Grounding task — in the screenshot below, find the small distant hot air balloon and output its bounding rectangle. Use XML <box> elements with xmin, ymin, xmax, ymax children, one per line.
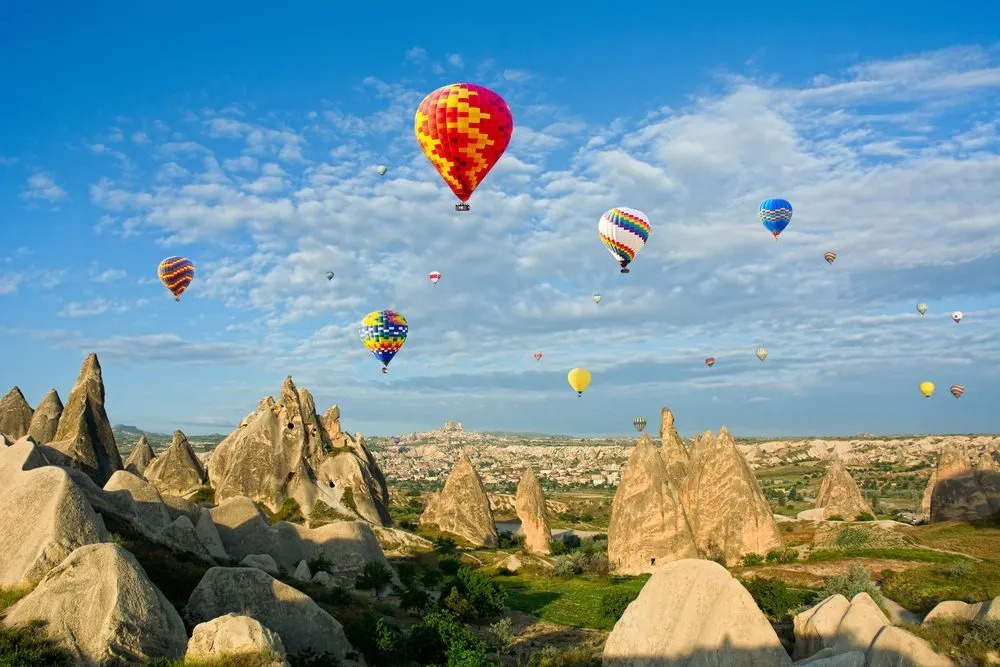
<box><xmin>950</xmin><ymin>384</ymin><xmax>965</xmax><ymax>399</ymax></box>
<box><xmin>705</xmin><ymin>357</ymin><xmax>716</xmax><ymax>368</ymax></box>
<box><xmin>534</xmin><ymin>352</ymin><xmax>542</xmax><ymax>361</ymax></box>
<box><xmin>759</xmin><ymin>199</ymin><xmax>793</xmax><ymax>239</ymax></box>
<box><xmin>325</xmin><ymin>271</ymin><xmax>335</xmax><ymax>281</ymax></box>
<box><xmin>567</xmin><ymin>368</ymin><xmax>591</xmax><ymax>397</ymax></box>
<box><xmin>428</xmin><ymin>271</ymin><xmax>441</xmax><ymax>284</ymax></box>
<box><xmin>919</xmin><ymin>381</ymin><xmax>935</xmax><ymax>398</ymax></box>
<box><xmin>917</xmin><ymin>303</ymin><xmax>928</xmax><ymax>316</ymax></box>
<box><xmin>359</xmin><ymin>310</ymin><xmax>408</xmax><ymax>374</ymax></box>
<box><xmin>824</xmin><ymin>251</ymin><xmax>837</xmax><ymax>265</ymax></box>
<box><xmin>414</xmin><ymin>83</ymin><xmax>513</xmax><ymax>211</ymax></box>
<box><xmin>158</xmin><ymin>256</ymin><xmax>195</xmax><ymax>302</ymax></box>
<box><xmin>755</xmin><ymin>347</ymin><xmax>768</xmax><ymax>362</ymax></box>
<box><xmin>593</xmin><ymin>294</ymin><xmax>601</xmax><ymax>304</ymax></box>
<box><xmin>952</xmin><ymin>311</ymin><xmax>963</xmax><ymax>324</ymax></box>
<box><xmin>633</xmin><ymin>416</ymin><xmax>647</xmax><ymax>432</ymax></box>
<box><xmin>598</xmin><ymin>207</ymin><xmax>651</xmax><ymax>273</ymax></box>
<box><xmin>392</xmin><ymin>436</ymin><xmax>401</xmax><ymax>445</ymax></box>
<box><xmin>376</xmin><ymin>165</ymin><xmax>388</xmax><ymax>175</ymax></box>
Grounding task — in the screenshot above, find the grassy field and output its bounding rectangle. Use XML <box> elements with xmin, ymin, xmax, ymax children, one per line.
<box><xmin>496</xmin><ymin>574</ymin><xmax>649</xmax><ymax>631</ymax></box>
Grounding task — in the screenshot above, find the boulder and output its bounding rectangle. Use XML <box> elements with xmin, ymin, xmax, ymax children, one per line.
<box><xmin>515</xmin><ymin>467</ymin><xmax>552</xmax><ymax>556</ymax></box>
<box><xmin>46</xmin><ymin>353</ymin><xmax>124</xmax><ymax>486</ymax></box>
<box><xmin>372</xmin><ymin>525</ymin><xmax>435</xmax><ymax>555</ymax></box>
<box><xmin>123</xmin><ymin>435</ymin><xmax>155</xmax><ymax>477</ymax></box>
<box><xmin>186</xmin><ymin>613</ymin><xmax>289</xmax><ymax>666</ymax></box>
<box><xmin>832</xmin><ymin>593</ymin><xmax>891</xmax><ymax>654</ymax></box>
<box><xmin>184</xmin><ymin>567</ymin><xmax>363</xmax><ymax>664</ymax></box>
<box><xmin>196</xmin><ymin>507</ymin><xmax>230</xmax><ymax>561</ymax></box>
<box><xmin>603</xmin><ymin>559</ymin><xmax>792</xmax><ymax>666</ymax></box>
<box><xmin>103</xmin><ymin>469</ymin><xmax>173</xmax><ymax>535</ymax></box>
<box><xmin>419</xmin><ymin>451</ymin><xmax>499</xmax><ymax>547</ymax></box>
<box><xmin>797</xmin><ymin>509</ymin><xmax>827</xmax><ymax>521</ymax></box>
<box><xmin>159</xmin><ymin>515</ymin><xmax>213</xmax><ymax>562</ymax></box>
<box><xmin>0</xmin><ymin>386</ymin><xmax>33</xmax><ymax>440</ymax></box>
<box><xmin>294</xmin><ymin>559</ymin><xmax>312</xmax><ymax>581</ymax></box>
<box><xmin>794</xmin><ymin>594</ymin><xmax>851</xmax><ymax>660</ymax></box>
<box><xmin>929</xmin><ymin>444</ymin><xmax>992</xmax><ymax>522</ymax></box>
<box><xmin>143</xmin><ymin>430</ymin><xmax>207</xmax><ymax>497</ymax></box>
<box><xmin>815</xmin><ymin>459</ymin><xmax>873</xmax><ymax>520</ymax></box>
<box><xmin>241</xmin><ymin>554</ymin><xmax>280</xmax><ymax>575</ymax></box>
<box><xmin>608</xmin><ymin>433</ymin><xmax>697</xmax><ymax>574</ymax></box>
<box><xmin>26</xmin><ymin>388</ymin><xmax>62</xmax><ymax>443</ymax></box>
<box><xmin>2</xmin><ymin>543</ymin><xmax>187</xmax><ymax>664</ymax></box>
<box><xmin>794</xmin><ymin>649</ymin><xmax>865</xmax><ymax>666</ymax></box>
<box><xmin>866</xmin><ymin>626</ymin><xmax>955</xmax><ymax>666</ymax></box>
<box><xmin>313</xmin><ymin>571</ymin><xmax>334</xmax><ymax>587</ymax></box>
<box><xmin>923</xmin><ymin>600</ymin><xmax>979</xmax><ymax>623</ymax></box>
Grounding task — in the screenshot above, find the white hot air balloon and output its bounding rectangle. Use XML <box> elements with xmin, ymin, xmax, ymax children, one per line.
<box><xmin>376</xmin><ymin>165</ymin><xmax>388</xmax><ymax>175</ymax></box>
<box><xmin>952</xmin><ymin>311</ymin><xmax>963</xmax><ymax>324</ymax></box>
<box><xmin>428</xmin><ymin>271</ymin><xmax>441</xmax><ymax>284</ymax></box>
<box><xmin>598</xmin><ymin>207</ymin><xmax>651</xmax><ymax>273</ymax></box>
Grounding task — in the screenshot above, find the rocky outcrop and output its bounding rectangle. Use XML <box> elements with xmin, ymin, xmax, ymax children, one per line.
<box><xmin>0</xmin><ymin>386</ymin><xmax>33</xmax><ymax>439</ymax></box>
<box><xmin>27</xmin><ymin>388</ymin><xmax>62</xmax><ymax>443</ymax></box>
<box><xmin>658</xmin><ymin>407</ymin><xmax>689</xmax><ymax>483</ymax></box>
<box><xmin>608</xmin><ymin>433</ymin><xmax>697</xmax><ymax>575</ymax></box>
<box><xmin>832</xmin><ymin>593</ymin><xmax>891</xmax><ymax>654</ymax></box>
<box><xmin>46</xmin><ymin>353</ymin><xmax>123</xmax><ymax>486</ymax></box>
<box><xmin>924</xmin><ymin>596</ymin><xmax>1000</xmax><ymax>623</ymax></box>
<box><xmin>2</xmin><ymin>543</ymin><xmax>188</xmax><ymax>664</ymax></box>
<box><xmin>184</xmin><ymin>567</ymin><xmax>363</xmax><ymax>664</ymax></box>
<box><xmin>124</xmin><ymin>435</ymin><xmax>155</xmax><ymax>477</ymax></box>
<box><xmin>976</xmin><ymin>450</ymin><xmax>1000</xmax><ymax>513</ymax></box>
<box><xmin>144</xmin><ymin>430</ymin><xmax>207</xmax><ymax>497</ymax></box>
<box><xmin>685</xmin><ymin>427</ymin><xmax>783</xmax><ymax>565</ymax></box>
<box><xmin>603</xmin><ymin>559</ymin><xmax>791</xmax><ymax>666</ymax></box>
<box><xmin>794</xmin><ymin>594</ymin><xmax>851</xmax><ymax>660</ymax></box>
<box><xmin>515</xmin><ymin>467</ymin><xmax>552</xmax><ymax>556</ymax></box>
<box><xmin>104</xmin><ymin>470</ymin><xmax>173</xmax><ymax>535</ymax></box>
<box><xmin>866</xmin><ymin>626</ymin><xmax>955</xmax><ymax>666</ymax></box>
<box><xmin>921</xmin><ymin>469</ymin><xmax>937</xmax><ymax>518</ymax></box>
<box><xmin>929</xmin><ymin>444</ymin><xmax>992</xmax><ymax>522</ymax></box>
<box><xmin>186</xmin><ymin>614</ymin><xmax>289</xmax><ymax>666</ymax></box>
<box><xmin>815</xmin><ymin>458</ymin><xmax>873</xmax><ymax>520</ymax></box>
<box><xmin>419</xmin><ymin>451</ymin><xmax>499</xmax><ymax>547</ymax></box>
<box><xmin>314</xmin><ymin>446</ymin><xmax>391</xmax><ymax>526</ymax></box>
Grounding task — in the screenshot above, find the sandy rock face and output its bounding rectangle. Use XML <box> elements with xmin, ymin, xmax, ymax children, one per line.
<box><xmin>815</xmin><ymin>458</ymin><xmax>873</xmax><ymax>520</ymax></box>
<box><xmin>0</xmin><ymin>386</ymin><xmax>33</xmax><ymax>440</ymax></box>
<box><xmin>2</xmin><ymin>543</ymin><xmax>188</xmax><ymax>665</ymax></box>
<box><xmin>46</xmin><ymin>353</ymin><xmax>124</xmax><ymax>486</ymax></box>
<box><xmin>921</xmin><ymin>469</ymin><xmax>937</xmax><ymax>518</ymax></box>
<box><xmin>659</xmin><ymin>407</ymin><xmax>689</xmax><ymax>483</ymax></box>
<box><xmin>608</xmin><ymin>433</ymin><xmax>697</xmax><ymax>575</ymax></box>
<box><xmin>184</xmin><ymin>567</ymin><xmax>363</xmax><ymax>664</ymax></box>
<box><xmin>27</xmin><ymin>388</ymin><xmax>62</xmax><ymax>443</ymax></box>
<box><xmin>314</xmin><ymin>446</ymin><xmax>391</xmax><ymax>526</ymax></box>
<box><xmin>103</xmin><ymin>469</ymin><xmax>173</xmax><ymax>535</ymax></box>
<box><xmin>794</xmin><ymin>594</ymin><xmax>851</xmax><ymax>660</ymax></box>
<box><xmin>144</xmin><ymin>430</ymin><xmax>208</xmax><ymax>497</ymax></box>
<box><xmin>831</xmin><ymin>593</ymin><xmax>891</xmax><ymax>654</ymax></box>
<box><xmin>603</xmin><ymin>559</ymin><xmax>792</xmax><ymax>666</ymax></box>
<box><xmin>976</xmin><ymin>451</ymin><xmax>1000</xmax><ymax>513</ymax></box>
<box><xmin>124</xmin><ymin>435</ymin><xmax>156</xmax><ymax>477</ymax></box>
<box><xmin>685</xmin><ymin>427</ymin><xmax>783</xmax><ymax>565</ymax></box>
<box><xmin>419</xmin><ymin>450</ymin><xmax>499</xmax><ymax>547</ymax></box>
<box><xmin>515</xmin><ymin>467</ymin><xmax>552</xmax><ymax>556</ymax></box>
<box><xmin>186</xmin><ymin>613</ymin><xmax>289</xmax><ymax>666</ymax></box>
<box><xmin>866</xmin><ymin>626</ymin><xmax>955</xmax><ymax>667</ymax></box>
<box><xmin>930</xmin><ymin>444</ymin><xmax>992</xmax><ymax>522</ymax></box>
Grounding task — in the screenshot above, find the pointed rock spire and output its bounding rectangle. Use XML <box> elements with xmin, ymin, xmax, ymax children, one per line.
<box><xmin>419</xmin><ymin>450</ymin><xmax>498</xmax><ymax>547</ymax></box>
<box><xmin>27</xmin><ymin>388</ymin><xmax>62</xmax><ymax>444</ymax></box>
<box><xmin>124</xmin><ymin>435</ymin><xmax>156</xmax><ymax>477</ymax></box>
<box><xmin>516</xmin><ymin>467</ymin><xmax>552</xmax><ymax>556</ymax></box>
<box><xmin>0</xmin><ymin>386</ymin><xmax>34</xmax><ymax>440</ymax></box>
<box><xmin>930</xmin><ymin>444</ymin><xmax>991</xmax><ymax>522</ymax></box>
<box><xmin>815</xmin><ymin>458</ymin><xmax>873</xmax><ymax>519</ymax></box>
<box><xmin>143</xmin><ymin>430</ymin><xmax>207</xmax><ymax>497</ymax></box>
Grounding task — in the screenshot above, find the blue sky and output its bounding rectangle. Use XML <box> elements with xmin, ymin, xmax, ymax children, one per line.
<box><xmin>2</xmin><ymin>2</ymin><xmax>1000</xmax><ymax>438</ymax></box>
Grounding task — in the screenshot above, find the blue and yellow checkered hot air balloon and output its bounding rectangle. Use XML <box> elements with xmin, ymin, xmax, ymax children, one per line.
<box><xmin>758</xmin><ymin>198</ymin><xmax>793</xmax><ymax>239</ymax></box>
<box><xmin>360</xmin><ymin>310</ymin><xmax>408</xmax><ymax>374</ymax></box>
<box><xmin>157</xmin><ymin>256</ymin><xmax>195</xmax><ymax>302</ymax></box>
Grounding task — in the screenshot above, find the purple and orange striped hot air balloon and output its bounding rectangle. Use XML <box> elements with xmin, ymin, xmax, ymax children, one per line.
<box><xmin>158</xmin><ymin>256</ymin><xmax>195</xmax><ymax>302</ymax></box>
<box><xmin>950</xmin><ymin>385</ymin><xmax>965</xmax><ymax>399</ymax></box>
<box><xmin>824</xmin><ymin>251</ymin><xmax>837</xmax><ymax>265</ymax></box>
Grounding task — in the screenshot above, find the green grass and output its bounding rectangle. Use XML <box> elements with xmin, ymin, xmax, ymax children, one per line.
<box><xmin>141</xmin><ymin>651</ymin><xmax>288</xmax><ymax>666</ymax></box>
<box><xmin>882</xmin><ymin>561</ymin><xmax>1000</xmax><ymax>614</ymax></box>
<box><xmin>805</xmin><ymin>548</ymin><xmax>965</xmax><ymax>565</ymax></box>
<box><xmin>0</xmin><ymin>587</ymin><xmax>30</xmax><ymax>613</ymax></box>
<box><xmin>0</xmin><ymin>621</ymin><xmax>74</xmax><ymax>666</ymax></box>
<box><xmin>497</xmin><ymin>574</ymin><xmax>649</xmax><ymax>631</ymax></box>
<box><xmin>909</xmin><ymin>619</ymin><xmax>1000</xmax><ymax>666</ymax></box>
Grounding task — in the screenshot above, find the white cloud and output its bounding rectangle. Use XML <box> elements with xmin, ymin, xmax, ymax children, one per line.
<box><xmin>503</xmin><ymin>69</ymin><xmax>532</xmax><ymax>82</ymax></box>
<box><xmin>447</xmin><ymin>54</ymin><xmax>464</xmax><ymax>68</ymax></box>
<box><xmin>131</xmin><ymin>131</ymin><xmax>150</xmax><ymax>144</ymax></box>
<box><xmin>58</xmin><ymin>298</ymin><xmax>132</xmax><ymax>318</ymax></box>
<box><xmin>93</xmin><ymin>268</ymin><xmax>127</xmax><ymax>283</ymax></box>
<box><xmin>0</xmin><ymin>274</ymin><xmax>24</xmax><ymax>294</ymax></box>
<box><xmin>19</xmin><ymin>171</ymin><xmax>68</xmax><ymax>203</ymax></box>
<box><xmin>405</xmin><ymin>47</ymin><xmax>427</xmax><ymax>62</ymax></box>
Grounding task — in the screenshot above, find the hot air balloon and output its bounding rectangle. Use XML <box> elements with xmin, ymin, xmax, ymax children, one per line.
<box><xmin>824</xmin><ymin>251</ymin><xmax>837</xmax><ymax>265</ymax></box>
<box><xmin>917</xmin><ymin>303</ymin><xmax>928</xmax><ymax>316</ymax></box>
<box><xmin>428</xmin><ymin>271</ymin><xmax>441</xmax><ymax>284</ymax></box>
<box><xmin>325</xmin><ymin>271</ymin><xmax>335</xmax><ymax>281</ymax></box>
<box><xmin>359</xmin><ymin>310</ymin><xmax>408</xmax><ymax>374</ymax></box>
<box><xmin>376</xmin><ymin>165</ymin><xmax>387</xmax><ymax>175</ymax></box>
<box><xmin>919</xmin><ymin>381</ymin><xmax>935</xmax><ymax>398</ymax></box>
<box><xmin>598</xmin><ymin>207</ymin><xmax>651</xmax><ymax>273</ymax></box>
<box><xmin>392</xmin><ymin>436</ymin><xmax>401</xmax><ymax>445</ymax></box>
<box><xmin>414</xmin><ymin>83</ymin><xmax>513</xmax><ymax>211</ymax></box>
<box><xmin>952</xmin><ymin>311</ymin><xmax>963</xmax><ymax>324</ymax></box>
<box><xmin>759</xmin><ymin>199</ymin><xmax>793</xmax><ymax>239</ymax></box>
<box><xmin>593</xmin><ymin>294</ymin><xmax>601</xmax><ymax>304</ymax></box>
<box><xmin>567</xmin><ymin>368</ymin><xmax>591</xmax><ymax>397</ymax></box>
<box><xmin>705</xmin><ymin>357</ymin><xmax>716</xmax><ymax>368</ymax></box>
<box><xmin>158</xmin><ymin>256</ymin><xmax>195</xmax><ymax>302</ymax></box>
<box><xmin>633</xmin><ymin>416</ymin><xmax>647</xmax><ymax>432</ymax></box>
<box><xmin>534</xmin><ymin>352</ymin><xmax>542</xmax><ymax>361</ymax></box>
<box><xmin>950</xmin><ymin>384</ymin><xmax>965</xmax><ymax>399</ymax></box>
<box><xmin>755</xmin><ymin>347</ymin><xmax>768</xmax><ymax>362</ymax></box>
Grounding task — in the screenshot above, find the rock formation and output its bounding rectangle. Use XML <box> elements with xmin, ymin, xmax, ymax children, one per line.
<box><xmin>420</xmin><ymin>450</ymin><xmax>499</xmax><ymax>547</ymax></box>
<box><xmin>46</xmin><ymin>353</ymin><xmax>124</xmax><ymax>486</ymax></box>
<box><xmin>515</xmin><ymin>467</ymin><xmax>552</xmax><ymax>555</ymax></box>
<box><xmin>144</xmin><ymin>430</ymin><xmax>207</xmax><ymax>497</ymax></box>
<box><xmin>658</xmin><ymin>407</ymin><xmax>689</xmax><ymax>483</ymax></box>
<box><xmin>815</xmin><ymin>458</ymin><xmax>873</xmax><ymax>520</ymax></box>
<box><xmin>603</xmin><ymin>559</ymin><xmax>792</xmax><ymax>666</ymax></box>
<box><xmin>684</xmin><ymin>427</ymin><xmax>782</xmax><ymax>565</ymax></box>
<box><xmin>104</xmin><ymin>470</ymin><xmax>173</xmax><ymax>535</ymax></box>
<box><xmin>608</xmin><ymin>433</ymin><xmax>697</xmax><ymax>574</ymax></box>
<box><xmin>186</xmin><ymin>614</ymin><xmax>288</xmax><ymax>666</ymax></box>
<box><xmin>976</xmin><ymin>450</ymin><xmax>1000</xmax><ymax>513</ymax></box>
<box><xmin>867</xmin><ymin>626</ymin><xmax>955</xmax><ymax>667</ymax></box>
<box><xmin>794</xmin><ymin>594</ymin><xmax>851</xmax><ymax>660</ymax></box>
<box><xmin>929</xmin><ymin>444</ymin><xmax>992</xmax><ymax>522</ymax></box>
<box><xmin>921</xmin><ymin>469</ymin><xmax>937</xmax><ymax>518</ymax></box>
<box><xmin>26</xmin><ymin>388</ymin><xmax>62</xmax><ymax>443</ymax></box>
<box><xmin>124</xmin><ymin>435</ymin><xmax>156</xmax><ymax>477</ymax></box>
<box><xmin>0</xmin><ymin>386</ymin><xmax>33</xmax><ymax>439</ymax></box>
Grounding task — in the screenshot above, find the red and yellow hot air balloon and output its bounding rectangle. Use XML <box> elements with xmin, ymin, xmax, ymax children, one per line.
<box><xmin>414</xmin><ymin>83</ymin><xmax>513</xmax><ymax>211</ymax></box>
<box><xmin>158</xmin><ymin>256</ymin><xmax>195</xmax><ymax>302</ymax></box>
<box><xmin>705</xmin><ymin>357</ymin><xmax>716</xmax><ymax>368</ymax></box>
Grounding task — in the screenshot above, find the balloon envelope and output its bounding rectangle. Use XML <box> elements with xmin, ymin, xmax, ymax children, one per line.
<box><xmin>534</xmin><ymin>352</ymin><xmax>542</xmax><ymax>361</ymax></box>
<box><xmin>429</xmin><ymin>271</ymin><xmax>441</xmax><ymax>284</ymax></box>
<box><xmin>917</xmin><ymin>303</ymin><xmax>928</xmax><ymax>315</ymax></box>
<box><xmin>376</xmin><ymin>165</ymin><xmax>387</xmax><ymax>175</ymax></box>
<box><xmin>952</xmin><ymin>311</ymin><xmax>963</xmax><ymax>323</ymax></box>
<box><xmin>593</xmin><ymin>294</ymin><xmax>601</xmax><ymax>303</ymax></box>
<box><xmin>359</xmin><ymin>310</ymin><xmax>408</xmax><ymax>369</ymax></box>
<box><xmin>598</xmin><ymin>207</ymin><xmax>651</xmax><ymax>272</ymax></box>
<box><xmin>755</xmin><ymin>347</ymin><xmax>768</xmax><ymax>362</ymax></box>
<box><xmin>633</xmin><ymin>416</ymin><xmax>647</xmax><ymax>432</ymax></box>
<box><xmin>705</xmin><ymin>357</ymin><xmax>716</xmax><ymax>368</ymax></box>
<box><xmin>158</xmin><ymin>256</ymin><xmax>195</xmax><ymax>301</ymax></box>
<box><xmin>414</xmin><ymin>83</ymin><xmax>513</xmax><ymax>203</ymax></box>
<box><xmin>824</xmin><ymin>251</ymin><xmax>836</xmax><ymax>264</ymax></box>
<box><xmin>325</xmin><ymin>272</ymin><xmax>335</xmax><ymax>281</ymax></box>
<box><xmin>950</xmin><ymin>384</ymin><xmax>965</xmax><ymax>399</ymax></box>
<box><xmin>919</xmin><ymin>381</ymin><xmax>935</xmax><ymax>398</ymax></box>
<box><xmin>567</xmin><ymin>368</ymin><xmax>591</xmax><ymax>396</ymax></box>
<box><xmin>758</xmin><ymin>199</ymin><xmax>793</xmax><ymax>238</ymax></box>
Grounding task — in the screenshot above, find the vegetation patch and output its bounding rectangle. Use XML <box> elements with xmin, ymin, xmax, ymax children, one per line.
<box><xmin>812</xmin><ymin>523</ymin><xmax>915</xmax><ymax>551</ymax></box>
<box><xmin>0</xmin><ymin>621</ymin><xmax>74</xmax><ymax>666</ymax></box>
<box><xmin>739</xmin><ymin>577</ymin><xmax>817</xmax><ymax>619</ymax></box>
<box><xmin>497</xmin><ymin>574</ymin><xmax>648</xmax><ymax>630</ymax></box>
<box><xmin>882</xmin><ymin>561</ymin><xmax>1000</xmax><ymax>614</ymax></box>
<box><xmin>308</xmin><ymin>500</ymin><xmax>356</xmax><ymax>527</ymax></box>
<box><xmin>806</xmin><ymin>548</ymin><xmax>962</xmax><ymax>565</ymax></box>
<box><xmin>340</xmin><ymin>487</ymin><xmax>358</xmax><ymax>515</ymax></box>
<box><xmin>912</xmin><ymin>618</ymin><xmax>1000</xmax><ymax>666</ymax></box>
<box><xmin>265</xmin><ymin>498</ymin><xmax>304</xmax><ymax>525</ymax></box>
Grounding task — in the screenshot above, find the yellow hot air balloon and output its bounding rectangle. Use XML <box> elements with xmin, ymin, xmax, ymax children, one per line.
<box><xmin>919</xmin><ymin>381</ymin><xmax>935</xmax><ymax>398</ymax></box>
<box><xmin>567</xmin><ymin>368</ymin><xmax>591</xmax><ymax>397</ymax></box>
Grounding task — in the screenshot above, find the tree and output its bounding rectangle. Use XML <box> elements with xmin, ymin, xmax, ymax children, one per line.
<box><xmin>356</xmin><ymin>561</ymin><xmax>394</xmax><ymax>597</ymax></box>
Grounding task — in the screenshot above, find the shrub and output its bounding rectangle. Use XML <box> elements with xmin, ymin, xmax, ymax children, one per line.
<box><xmin>740</xmin><ymin>577</ymin><xmax>815</xmax><ymax>618</ymax></box>
<box><xmin>314</xmin><ymin>585</ymin><xmax>351</xmax><ymax>607</ymax></box>
<box><xmin>374</xmin><ymin>617</ymin><xmax>403</xmax><ymax>658</ymax></box>
<box><xmin>600</xmin><ymin>589</ymin><xmax>637</xmax><ymax>622</ymax></box>
<box><xmin>456</xmin><ymin>566</ymin><xmax>507</xmax><ymax>617</ymax></box>
<box><xmin>741</xmin><ymin>552</ymin><xmax>765</xmax><ymax>567</ymax></box>
<box><xmin>497</xmin><ymin>530</ymin><xmax>523</xmax><ymax>549</ymax></box>
<box><xmin>434</xmin><ymin>536</ymin><xmax>458</xmax><ymax>554</ymax></box>
<box><xmin>828</xmin><ymin>514</ymin><xmax>845</xmax><ymax>521</ymax></box>
<box><xmin>550</xmin><ymin>540</ymin><xmax>568</xmax><ymax>556</ymax></box>
<box><xmin>355</xmin><ymin>561</ymin><xmax>394</xmax><ymax>596</ymax></box>
<box><xmin>948</xmin><ymin>561</ymin><xmax>973</xmax><ymax>579</ymax></box>
<box><xmin>444</xmin><ymin>587</ymin><xmax>474</xmax><ymax>617</ymax></box>
<box><xmin>438</xmin><ymin>554</ymin><xmax>461</xmax><ymax>576</ymax></box>
<box><xmin>553</xmin><ymin>555</ymin><xmax>580</xmax><ymax>577</ymax></box>
<box><xmin>855</xmin><ymin>512</ymin><xmax>875</xmax><ymax>522</ymax></box>
<box><xmin>410</xmin><ymin>610</ymin><xmax>490</xmax><ymax>666</ymax></box>
<box><xmin>489</xmin><ymin>617</ymin><xmax>515</xmax><ymax>660</ymax></box>
<box><xmin>818</xmin><ymin>563</ymin><xmax>882</xmax><ymax>604</ymax></box>
<box><xmin>307</xmin><ymin>553</ymin><xmax>334</xmax><ymax>575</ymax></box>
<box><xmin>765</xmin><ymin>548</ymin><xmax>799</xmax><ymax>564</ymax></box>
<box><xmin>268</xmin><ymin>498</ymin><xmax>304</xmax><ymax>524</ymax></box>
<box><xmin>395</xmin><ymin>561</ymin><xmax>418</xmax><ymax>586</ymax></box>
<box><xmin>421</xmin><ymin>566</ymin><xmax>443</xmax><ymax>588</ymax></box>
<box><xmin>562</xmin><ymin>533</ymin><xmax>582</xmax><ymax>549</ymax></box>
<box><xmin>0</xmin><ymin>621</ymin><xmax>74</xmax><ymax>666</ymax></box>
<box><xmin>962</xmin><ymin>619</ymin><xmax>1000</xmax><ymax>650</ymax></box>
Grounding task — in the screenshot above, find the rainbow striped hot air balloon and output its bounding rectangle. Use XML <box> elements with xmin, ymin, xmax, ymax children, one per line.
<box><xmin>360</xmin><ymin>310</ymin><xmax>408</xmax><ymax>373</ymax></box>
<box><xmin>759</xmin><ymin>199</ymin><xmax>793</xmax><ymax>239</ymax></box>
<box><xmin>951</xmin><ymin>384</ymin><xmax>965</xmax><ymax>399</ymax></box>
<box><xmin>633</xmin><ymin>416</ymin><xmax>647</xmax><ymax>432</ymax></box>
<box><xmin>824</xmin><ymin>251</ymin><xmax>837</xmax><ymax>265</ymax></box>
<box><xmin>598</xmin><ymin>207</ymin><xmax>651</xmax><ymax>273</ymax></box>
<box><xmin>158</xmin><ymin>256</ymin><xmax>195</xmax><ymax>302</ymax></box>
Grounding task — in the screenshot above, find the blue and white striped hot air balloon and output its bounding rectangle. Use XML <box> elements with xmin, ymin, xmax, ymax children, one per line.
<box><xmin>758</xmin><ymin>198</ymin><xmax>793</xmax><ymax>239</ymax></box>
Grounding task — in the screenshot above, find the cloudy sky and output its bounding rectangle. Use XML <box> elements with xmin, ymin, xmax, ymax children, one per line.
<box><xmin>2</xmin><ymin>2</ymin><xmax>1000</xmax><ymax>438</ymax></box>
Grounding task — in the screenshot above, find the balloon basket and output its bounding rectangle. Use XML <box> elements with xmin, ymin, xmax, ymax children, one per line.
<box><xmin>455</xmin><ymin>203</ymin><xmax>470</xmax><ymax>211</ymax></box>
<box><xmin>620</xmin><ymin>268</ymin><xmax>630</xmax><ymax>273</ymax></box>
<box><xmin>175</xmin><ymin>296</ymin><xmax>180</xmax><ymax>302</ymax></box>
<box><xmin>381</xmin><ymin>367</ymin><xmax>388</xmax><ymax>374</ymax></box>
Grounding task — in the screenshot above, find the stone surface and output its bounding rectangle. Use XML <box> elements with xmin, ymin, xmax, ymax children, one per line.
<box><xmin>185</xmin><ymin>613</ymin><xmax>288</xmax><ymax>666</ymax></box>
<box><xmin>27</xmin><ymin>388</ymin><xmax>62</xmax><ymax>444</ymax></box>
<box><xmin>866</xmin><ymin>626</ymin><xmax>955</xmax><ymax>666</ymax></box>
<box><xmin>419</xmin><ymin>450</ymin><xmax>499</xmax><ymax>547</ymax></box>
<box><xmin>143</xmin><ymin>430</ymin><xmax>208</xmax><ymax>497</ymax></box>
<box><xmin>124</xmin><ymin>435</ymin><xmax>155</xmax><ymax>477</ymax></box>
<box><xmin>794</xmin><ymin>594</ymin><xmax>851</xmax><ymax>660</ymax></box>
<box><xmin>929</xmin><ymin>444</ymin><xmax>992</xmax><ymax>522</ymax></box>
<box><xmin>0</xmin><ymin>386</ymin><xmax>33</xmax><ymax>440</ymax></box>
<box><xmin>241</xmin><ymin>554</ymin><xmax>280</xmax><ymax>575</ymax></box>
<box><xmin>103</xmin><ymin>469</ymin><xmax>173</xmax><ymax>535</ymax></box>
<box><xmin>815</xmin><ymin>458</ymin><xmax>873</xmax><ymax>520</ymax></box>
<box><xmin>832</xmin><ymin>593</ymin><xmax>891</xmax><ymax>654</ymax></box>
<box><xmin>515</xmin><ymin>467</ymin><xmax>552</xmax><ymax>556</ymax></box>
